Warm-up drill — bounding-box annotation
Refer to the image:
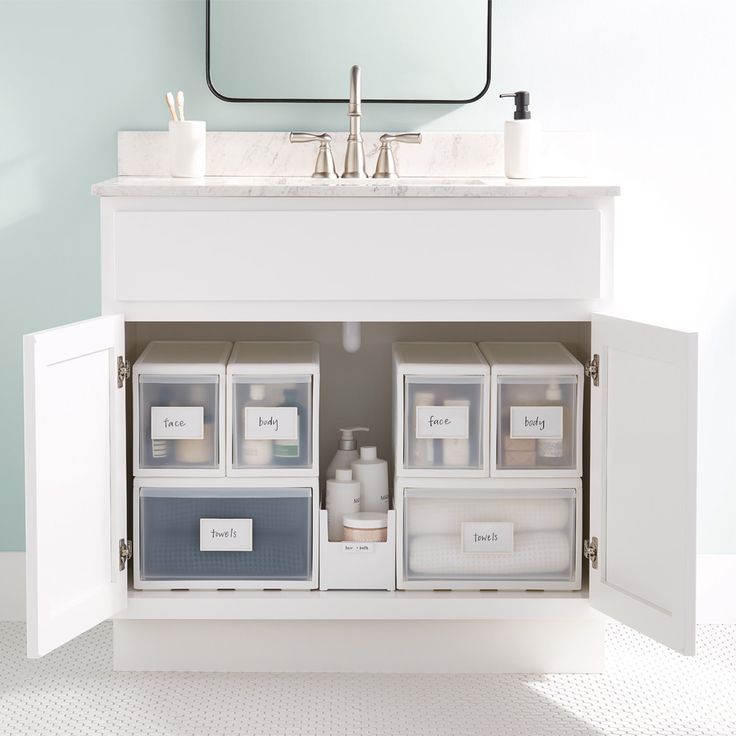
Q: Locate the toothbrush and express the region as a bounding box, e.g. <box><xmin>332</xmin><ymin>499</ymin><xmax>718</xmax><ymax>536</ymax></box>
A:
<box><xmin>176</xmin><ymin>90</ymin><xmax>185</xmax><ymax>122</ymax></box>
<box><xmin>165</xmin><ymin>91</ymin><xmax>178</xmax><ymax>121</ymax></box>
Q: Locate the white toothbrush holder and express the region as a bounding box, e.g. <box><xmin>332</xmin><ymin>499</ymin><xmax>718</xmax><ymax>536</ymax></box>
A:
<box><xmin>168</xmin><ymin>120</ymin><xmax>206</xmax><ymax>178</ymax></box>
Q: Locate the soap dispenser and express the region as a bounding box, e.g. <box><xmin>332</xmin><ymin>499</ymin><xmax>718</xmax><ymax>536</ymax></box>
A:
<box><xmin>499</xmin><ymin>91</ymin><xmax>540</xmax><ymax>179</ymax></box>
<box><xmin>325</xmin><ymin>427</ymin><xmax>369</xmax><ymax>479</ymax></box>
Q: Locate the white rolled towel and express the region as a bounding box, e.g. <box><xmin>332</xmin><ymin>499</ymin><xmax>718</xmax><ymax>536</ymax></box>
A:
<box><xmin>408</xmin><ymin>531</ymin><xmax>571</xmax><ymax>578</ymax></box>
<box><xmin>405</xmin><ymin>498</ymin><xmax>571</xmax><ymax>537</ymax></box>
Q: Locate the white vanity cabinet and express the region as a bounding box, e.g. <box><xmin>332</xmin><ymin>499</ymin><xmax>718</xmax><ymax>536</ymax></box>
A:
<box><xmin>23</xmin><ymin>177</ymin><xmax>698</xmax><ymax>671</ymax></box>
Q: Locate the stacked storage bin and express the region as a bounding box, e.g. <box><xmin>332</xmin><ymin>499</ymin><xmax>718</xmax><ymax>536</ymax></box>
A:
<box><xmin>394</xmin><ymin>342</ymin><xmax>583</xmax><ymax>591</ymax></box>
<box><xmin>132</xmin><ymin>341</ymin><xmax>320</xmax><ymax>591</ymax></box>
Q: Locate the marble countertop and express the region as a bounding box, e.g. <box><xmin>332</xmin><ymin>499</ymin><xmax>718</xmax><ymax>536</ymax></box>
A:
<box><xmin>92</xmin><ymin>176</ymin><xmax>620</xmax><ymax>198</ymax></box>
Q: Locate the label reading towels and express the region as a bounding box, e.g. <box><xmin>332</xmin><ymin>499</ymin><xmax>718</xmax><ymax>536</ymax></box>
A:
<box><xmin>200</xmin><ymin>518</ymin><xmax>253</xmax><ymax>552</ymax></box>
<box><xmin>461</xmin><ymin>522</ymin><xmax>514</xmax><ymax>553</ymax></box>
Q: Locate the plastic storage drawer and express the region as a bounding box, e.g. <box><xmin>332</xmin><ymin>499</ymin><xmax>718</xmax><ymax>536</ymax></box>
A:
<box><xmin>479</xmin><ymin>342</ymin><xmax>584</xmax><ymax>478</ymax></box>
<box><xmin>393</xmin><ymin>342</ymin><xmax>490</xmax><ymax>477</ymax></box>
<box><xmin>134</xmin><ymin>479</ymin><xmax>318</xmax><ymax>590</ymax></box>
<box><xmin>396</xmin><ymin>480</ymin><xmax>581</xmax><ymax>591</ymax></box>
<box><xmin>227</xmin><ymin>342</ymin><xmax>319</xmax><ymax>476</ymax></box>
<box><xmin>133</xmin><ymin>341</ymin><xmax>231</xmax><ymax>476</ymax></box>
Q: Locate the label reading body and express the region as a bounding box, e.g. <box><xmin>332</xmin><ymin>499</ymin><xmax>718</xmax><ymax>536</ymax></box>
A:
<box><xmin>461</xmin><ymin>522</ymin><xmax>514</xmax><ymax>554</ymax></box>
<box><xmin>510</xmin><ymin>406</ymin><xmax>563</xmax><ymax>439</ymax></box>
<box><xmin>415</xmin><ymin>405</ymin><xmax>469</xmax><ymax>439</ymax></box>
<box><xmin>199</xmin><ymin>518</ymin><xmax>253</xmax><ymax>552</ymax></box>
<box><xmin>244</xmin><ymin>407</ymin><xmax>299</xmax><ymax>440</ymax></box>
<box><xmin>151</xmin><ymin>406</ymin><xmax>204</xmax><ymax>440</ymax></box>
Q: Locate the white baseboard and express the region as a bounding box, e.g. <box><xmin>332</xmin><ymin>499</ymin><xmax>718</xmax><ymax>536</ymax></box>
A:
<box><xmin>697</xmin><ymin>554</ymin><xmax>736</xmax><ymax>624</ymax></box>
<box><xmin>0</xmin><ymin>552</ymin><xmax>25</xmax><ymax>621</ymax></box>
<box><xmin>2</xmin><ymin>552</ymin><xmax>734</xmax><ymax>625</ymax></box>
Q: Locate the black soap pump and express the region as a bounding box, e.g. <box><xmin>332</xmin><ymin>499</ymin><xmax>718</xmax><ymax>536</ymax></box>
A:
<box><xmin>499</xmin><ymin>91</ymin><xmax>540</xmax><ymax>179</ymax></box>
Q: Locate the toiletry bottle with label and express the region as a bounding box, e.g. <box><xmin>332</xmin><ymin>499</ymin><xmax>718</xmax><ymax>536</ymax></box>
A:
<box><xmin>273</xmin><ymin>387</ymin><xmax>301</xmax><ymax>465</ymax></box>
<box><xmin>326</xmin><ymin>427</ymin><xmax>369</xmax><ymax>479</ymax></box>
<box><xmin>442</xmin><ymin>398</ymin><xmax>471</xmax><ymax>466</ymax></box>
<box><xmin>351</xmin><ymin>446</ymin><xmax>390</xmax><ymax>512</ymax></box>
<box><xmin>536</xmin><ymin>381</ymin><xmax>564</xmax><ymax>463</ymax></box>
<box><xmin>499</xmin><ymin>91</ymin><xmax>540</xmax><ymax>179</ymax></box>
<box><xmin>242</xmin><ymin>383</ymin><xmax>273</xmax><ymax>466</ymax></box>
<box><xmin>412</xmin><ymin>391</ymin><xmax>436</xmax><ymax>467</ymax></box>
<box><xmin>325</xmin><ymin>468</ymin><xmax>361</xmax><ymax>541</ymax></box>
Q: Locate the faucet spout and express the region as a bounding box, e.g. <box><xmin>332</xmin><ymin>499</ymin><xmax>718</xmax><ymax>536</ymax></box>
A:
<box><xmin>343</xmin><ymin>64</ymin><xmax>368</xmax><ymax>178</ymax></box>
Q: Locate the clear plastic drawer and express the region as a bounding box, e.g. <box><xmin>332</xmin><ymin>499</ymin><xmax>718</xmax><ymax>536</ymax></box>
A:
<box><xmin>404</xmin><ymin>376</ymin><xmax>485</xmax><ymax>471</ymax></box>
<box><xmin>400</xmin><ymin>486</ymin><xmax>580</xmax><ymax>590</ymax></box>
<box><xmin>231</xmin><ymin>376</ymin><xmax>312</xmax><ymax>470</ymax></box>
<box><xmin>136</xmin><ymin>485</ymin><xmax>314</xmax><ymax>589</ymax></box>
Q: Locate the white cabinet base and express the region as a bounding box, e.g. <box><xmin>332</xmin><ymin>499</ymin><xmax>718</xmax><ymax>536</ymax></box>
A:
<box><xmin>113</xmin><ymin>618</ymin><xmax>605</xmax><ymax>673</ymax></box>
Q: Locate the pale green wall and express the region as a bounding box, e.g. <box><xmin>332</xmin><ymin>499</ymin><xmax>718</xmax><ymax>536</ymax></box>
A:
<box><xmin>2</xmin><ymin>0</ymin><xmax>734</xmax><ymax>552</ymax></box>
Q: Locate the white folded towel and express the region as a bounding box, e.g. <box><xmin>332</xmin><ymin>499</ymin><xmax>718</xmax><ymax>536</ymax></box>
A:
<box><xmin>405</xmin><ymin>498</ymin><xmax>571</xmax><ymax>537</ymax></box>
<box><xmin>408</xmin><ymin>530</ymin><xmax>571</xmax><ymax>578</ymax></box>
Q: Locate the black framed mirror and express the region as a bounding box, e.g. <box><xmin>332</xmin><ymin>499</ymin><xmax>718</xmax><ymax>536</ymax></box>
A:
<box><xmin>206</xmin><ymin>0</ymin><xmax>492</xmax><ymax>104</ymax></box>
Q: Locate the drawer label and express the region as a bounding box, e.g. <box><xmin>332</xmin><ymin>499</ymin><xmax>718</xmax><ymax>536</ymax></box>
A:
<box><xmin>200</xmin><ymin>518</ymin><xmax>253</xmax><ymax>552</ymax></box>
<box><xmin>415</xmin><ymin>405</ymin><xmax>469</xmax><ymax>439</ymax></box>
<box><xmin>244</xmin><ymin>407</ymin><xmax>299</xmax><ymax>440</ymax></box>
<box><xmin>341</xmin><ymin>542</ymin><xmax>375</xmax><ymax>553</ymax></box>
<box><xmin>510</xmin><ymin>406</ymin><xmax>563</xmax><ymax>439</ymax></box>
<box><xmin>151</xmin><ymin>406</ymin><xmax>204</xmax><ymax>440</ymax></box>
<box><xmin>461</xmin><ymin>522</ymin><xmax>514</xmax><ymax>553</ymax></box>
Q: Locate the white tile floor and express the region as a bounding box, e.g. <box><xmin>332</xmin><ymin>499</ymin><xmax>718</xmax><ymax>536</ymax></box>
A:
<box><xmin>1</xmin><ymin>623</ymin><xmax>734</xmax><ymax>736</ymax></box>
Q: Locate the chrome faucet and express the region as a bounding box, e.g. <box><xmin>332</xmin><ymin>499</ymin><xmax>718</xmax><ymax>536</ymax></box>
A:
<box><xmin>343</xmin><ymin>65</ymin><xmax>367</xmax><ymax>178</ymax></box>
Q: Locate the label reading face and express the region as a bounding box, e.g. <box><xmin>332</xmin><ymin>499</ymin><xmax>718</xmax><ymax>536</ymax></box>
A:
<box><xmin>151</xmin><ymin>406</ymin><xmax>204</xmax><ymax>440</ymax></box>
<box><xmin>199</xmin><ymin>518</ymin><xmax>253</xmax><ymax>552</ymax></box>
<box><xmin>510</xmin><ymin>406</ymin><xmax>563</xmax><ymax>439</ymax></box>
<box><xmin>244</xmin><ymin>407</ymin><xmax>298</xmax><ymax>440</ymax></box>
<box><xmin>415</xmin><ymin>405</ymin><xmax>469</xmax><ymax>439</ymax></box>
<box><xmin>461</xmin><ymin>522</ymin><xmax>514</xmax><ymax>554</ymax></box>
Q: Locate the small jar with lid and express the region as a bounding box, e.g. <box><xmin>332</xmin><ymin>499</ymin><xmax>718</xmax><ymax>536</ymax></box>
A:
<box><xmin>342</xmin><ymin>512</ymin><xmax>388</xmax><ymax>543</ymax></box>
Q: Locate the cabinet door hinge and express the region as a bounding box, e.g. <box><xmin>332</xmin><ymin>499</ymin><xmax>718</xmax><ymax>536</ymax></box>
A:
<box><xmin>583</xmin><ymin>537</ymin><xmax>598</xmax><ymax>569</ymax></box>
<box><xmin>117</xmin><ymin>356</ymin><xmax>131</xmax><ymax>389</ymax></box>
<box><xmin>585</xmin><ymin>354</ymin><xmax>600</xmax><ymax>387</ymax></box>
<box><xmin>119</xmin><ymin>539</ymin><xmax>133</xmax><ymax>571</ymax></box>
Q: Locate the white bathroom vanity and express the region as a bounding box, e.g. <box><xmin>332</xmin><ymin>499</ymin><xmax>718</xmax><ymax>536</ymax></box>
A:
<box><xmin>22</xmin><ymin>133</ymin><xmax>696</xmax><ymax>673</ymax></box>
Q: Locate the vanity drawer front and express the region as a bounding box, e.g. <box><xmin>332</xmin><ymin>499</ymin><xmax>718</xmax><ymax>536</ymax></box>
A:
<box><xmin>134</xmin><ymin>484</ymin><xmax>316</xmax><ymax>590</ymax></box>
<box><xmin>111</xmin><ymin>208</ymin><xmax>602</xmax><ymax>303</ymax></box>
<box><xmin>398</xmin><ymin>485</ymin><xmax>581</xmax><ymax>591</ymax></box>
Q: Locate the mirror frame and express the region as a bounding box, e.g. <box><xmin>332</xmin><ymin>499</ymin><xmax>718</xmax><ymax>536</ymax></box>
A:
<box><xmin>205</xmin><ymin>0</ymin><xmax>492</xmax><ymax>104</ymax></box>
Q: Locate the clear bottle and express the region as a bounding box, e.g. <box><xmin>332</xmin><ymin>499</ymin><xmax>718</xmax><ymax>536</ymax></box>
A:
<box><xmin>273</xmin><ymin>387</ymin><xmax>301</xmax><ymax>465</ymax></box>
<box><xmin>241</xmin><ymin>383</ymin><xmax>273</xmax><ymax>466</ymax></box>
<box><xmin>537</xmin><ymin>381</ymin><xmax>564</xmax><ymax>462</ymax></box>
<box><xmin>411</xmin><ymin>391</ymin><xmax>436</xmax><ymax>467</ymax></box>
<box><xmin>442</xmin><ymin>398</ymin><xmax>471</xmax><ymax>467</ymax></box>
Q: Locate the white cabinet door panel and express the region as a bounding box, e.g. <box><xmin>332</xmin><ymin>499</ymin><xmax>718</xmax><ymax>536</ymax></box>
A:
<box><xmin>24</xmin><ymin>315</ymin><xmax>127</xmax><ymax>657</ymax></box>
<box><xmin>590</xmin><ymin>314</ymin><xmax>697</xmax><ymax>654</ymax></box>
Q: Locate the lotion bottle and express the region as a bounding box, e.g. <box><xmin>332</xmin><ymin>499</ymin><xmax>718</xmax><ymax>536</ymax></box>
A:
<box><xmin>325</xmin><ymin>468</ymin><xmax>361</xmax><ymax>541</ymax></box>
<box><xmin>351</xmin><ymin>446</ymin><xmax>389</xmax><ymax>512</ymax></box>
<box><xmin>537</xmin><ymin>381</ymin><xmax>565</xmax><ymax>462</ymax></box>
<box><xmin>499</xmin><ymin>91</ymin><xmax>540</xmax><ymax>179</ymax></box>
<box><xmin>326</xmin><ymin>427</ymin><xmax>369</xmax><ymax>479</ymax></box>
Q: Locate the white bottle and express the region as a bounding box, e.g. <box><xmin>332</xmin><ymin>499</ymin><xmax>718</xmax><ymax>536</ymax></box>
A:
<box><xmin>351</xmin><ymin>446</ymin><xmax>389</xmax><ymax>513</ymax></box>
<box><xmin>442</xmin><ymin>398</ymin><xmax>471</xmax><ymax>467</ymax></box>
<box><xmin>325</xmin><ymin>468</ymin><xmax>361</xmax><ymax>541</ymax></box>
<box><xmin>500</xmin><ymin>91</ymin><xmax>540</xmax><ymax>179</ymax></box>
<box><xmin>537</xmin><ymin>381</ymin><xmax>565</xmax><ymax>461</ymax></box>
<box><xmin>325</xmin><ymin>427</ymin><xmax>369</xmax><ymax>479</ymax></box>
<box><xmin>241</xmin><ymin>383</ymin><xmax>273</xmax><ymax>466</ymax></box>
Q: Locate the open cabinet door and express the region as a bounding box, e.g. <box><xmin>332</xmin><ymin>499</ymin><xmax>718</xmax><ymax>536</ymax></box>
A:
<box><xmin>24</xmin><ymin>315</ymin><xmax>128</xmax><ymax>657</ymax></box>
<box><xmin>589</xmin><ymin>315</ymin><xmax>697</xmax><ymax>654</ymax></box>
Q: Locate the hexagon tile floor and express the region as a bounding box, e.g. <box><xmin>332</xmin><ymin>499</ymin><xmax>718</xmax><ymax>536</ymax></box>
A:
<box><xmin>1</xmin><ymin>623</ymin><xmax>735</xmax><ymax>736</ymax></box>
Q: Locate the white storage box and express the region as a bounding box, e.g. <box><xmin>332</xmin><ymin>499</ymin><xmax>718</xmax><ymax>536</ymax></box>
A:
<box><xmin>133</xmin><ymin>341</ymin><xmax>231</xmax><ymax>476</ymax></box>
<box><xmin>393</xmin><ymin>343</ymin><xmax>490</xmax><ymax>477</ymax></box>
<box><xmin>479</xmin><ymin>342</ymin><xmax>584</xmax><ymax>478</ymax></box>
<box><xmin>318</xmin><ymin>510</ymin><xmax>396</xmax><ymax>591</ymax></box>
<box><xmin>227</xmin><ymin>342</ymin><xmax>319</xmax><ymax>476</ymax></box>
<box><xmin>134</xmin><ymin>478</ymin><xmax>319</xmax><ymax>590</ymax></box>
<box><xmin>396</xmin><ymin>478</ymin><xmax>581</xmax><ymax>591</ymax></box>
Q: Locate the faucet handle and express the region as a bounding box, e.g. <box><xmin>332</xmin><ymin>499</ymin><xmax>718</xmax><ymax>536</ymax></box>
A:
<box><xmin>373</xmin><ymin>133</ymin><xmax>422</xmax><ymax>179</ymax></box>
<box><xmin>289</xmin><ymin>132</ymin><xmax>338</xmax><ymax>179</ymax></box>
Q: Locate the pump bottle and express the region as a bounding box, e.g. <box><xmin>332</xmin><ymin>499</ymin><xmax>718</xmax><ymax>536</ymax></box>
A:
<box><xmin>499</xmin><ymin>91</ymin><xmax>540</xmax><ymax>179</ymax></box>
<box><xmin>325</xmin><ymin>427</ymin><xmax>369</xmax><ymax>479</ymax></box>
